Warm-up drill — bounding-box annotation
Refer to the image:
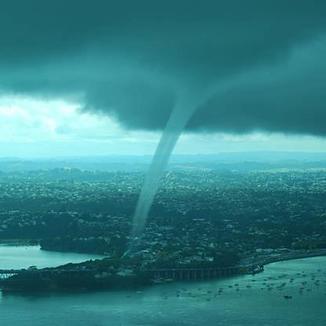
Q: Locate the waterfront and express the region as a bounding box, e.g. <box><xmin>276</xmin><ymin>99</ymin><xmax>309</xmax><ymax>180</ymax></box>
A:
<box><xmin>0</xmin><ymin>253</ymin><xmax>325</xmax><ymax>325</ymax></box>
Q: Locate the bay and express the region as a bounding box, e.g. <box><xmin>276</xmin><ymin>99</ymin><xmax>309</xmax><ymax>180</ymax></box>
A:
<box><xmin>0</xmin><ymin>245</ymin><xmax>104</xmax><ymax>270</ymax></box>
<box><xmin>0</xmin><ymin>246</ymin><xmax>326</xmax><ymax>326</ymax></box>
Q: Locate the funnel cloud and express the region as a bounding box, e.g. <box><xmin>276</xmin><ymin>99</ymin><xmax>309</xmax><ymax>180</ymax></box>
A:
<box><xmin>1</xmin><ymin>1</ymin><xmax>326</xmax><ymax>234</ymax></box>
<box><xmin>0</xmin><ymin>1</ymin><xmax>326</xmax><ymax>135</ymax></box>
<box><xmin>132</xmin><ymin>89</ymin><xmax>211</xmax><ymax>236</ymax></box>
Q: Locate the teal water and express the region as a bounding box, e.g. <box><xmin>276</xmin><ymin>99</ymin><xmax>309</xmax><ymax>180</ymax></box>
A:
<box><xmin>0</xmin><ymin>247</ymin><xmax>326</xmax><ymax>325</ymax></box>
<box><xmin>0</xmin><ymin>245</ymin><xmax>104</xmax><ymax>269</ymax></box>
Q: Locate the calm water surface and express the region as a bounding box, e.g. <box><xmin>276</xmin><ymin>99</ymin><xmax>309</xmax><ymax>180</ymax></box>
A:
<box><xmin>0</xmin><ymin>245</ymin><xmax>104</xmax><ymax>269</ymax></box>
<box><xmin>0</xmin><ymin>247</ymin><xmax>326</xmax><ymax>325</ymax></box>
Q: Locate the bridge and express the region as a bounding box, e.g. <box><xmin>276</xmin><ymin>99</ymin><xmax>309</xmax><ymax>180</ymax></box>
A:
<box><xmin>146</xmin><ymin>266</ymin><xmax>247</xmax><ymax>281</ymax></box>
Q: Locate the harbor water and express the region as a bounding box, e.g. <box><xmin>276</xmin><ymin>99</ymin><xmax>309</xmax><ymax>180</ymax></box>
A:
<box><xmin>0</xmin><ymin>246</ymin><xmax>325</xmax><ymax>325</ymax></box>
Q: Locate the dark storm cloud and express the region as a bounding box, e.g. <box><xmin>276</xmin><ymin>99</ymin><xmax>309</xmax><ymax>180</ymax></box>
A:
<box><xmin>0</xmin><ymin>0</ymin><xmax>326</xmax><ymax>134</ymax></box>
<box><xmin>190</xmin><ymin>38</ymin><xmax>326</xmax><ymax>135</ymax></box>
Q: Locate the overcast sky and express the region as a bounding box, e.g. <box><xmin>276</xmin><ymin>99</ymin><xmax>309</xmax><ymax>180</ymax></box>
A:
<box><xmin>0</xmin><ymin>1</ymin><xmax>326</xmax><ymax>157</ymax></box>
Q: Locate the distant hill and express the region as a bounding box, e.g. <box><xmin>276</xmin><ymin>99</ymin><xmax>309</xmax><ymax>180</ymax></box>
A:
<box><xmin>1</xmin><ymin>152</ymin><xmax>326</xmax><ymax>173</ymax></box>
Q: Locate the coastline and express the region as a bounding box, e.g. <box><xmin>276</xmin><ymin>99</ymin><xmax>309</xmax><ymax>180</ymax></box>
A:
<box><xmin>1</xmin><ymin>246</ymin><xmax>326</xmax><ymax>293</ymax></box>
<box><xmin>241</xmin><ymin>249</ymin><xmax>326</xmax><ymax>271</ymax></box>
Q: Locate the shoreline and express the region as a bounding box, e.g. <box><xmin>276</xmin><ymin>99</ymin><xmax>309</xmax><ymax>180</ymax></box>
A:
<box><xmin>1</xmin><ymin>241</ymin><xmax>326</xmax><ymax>271</ymax></box>
<box><xmin>1</xmin><ymin>240</ymin><xmax>326</xmax><ymax>270</ymax></box>
<box><xmin>1</xmin><ymin>248</ymin><xmax>326</xmax><ymax>293</ymax></box>
<box><xmin>241</xmin><ymin>249</ymin><xmax>326</xmax><ymax>271</ymax></box>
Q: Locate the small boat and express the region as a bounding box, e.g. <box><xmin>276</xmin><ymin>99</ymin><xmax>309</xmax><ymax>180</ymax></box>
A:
<box><xmin>283</xmin><ymin>295</ymin><xmax>292</xmax><ymax>299</ymax></box>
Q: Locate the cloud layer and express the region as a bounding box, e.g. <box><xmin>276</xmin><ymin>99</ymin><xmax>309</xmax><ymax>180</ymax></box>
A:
<box><xmin>1</xmin><ymin>0</ymin><xmax>326</xmax><ymax>135</ymax></box>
